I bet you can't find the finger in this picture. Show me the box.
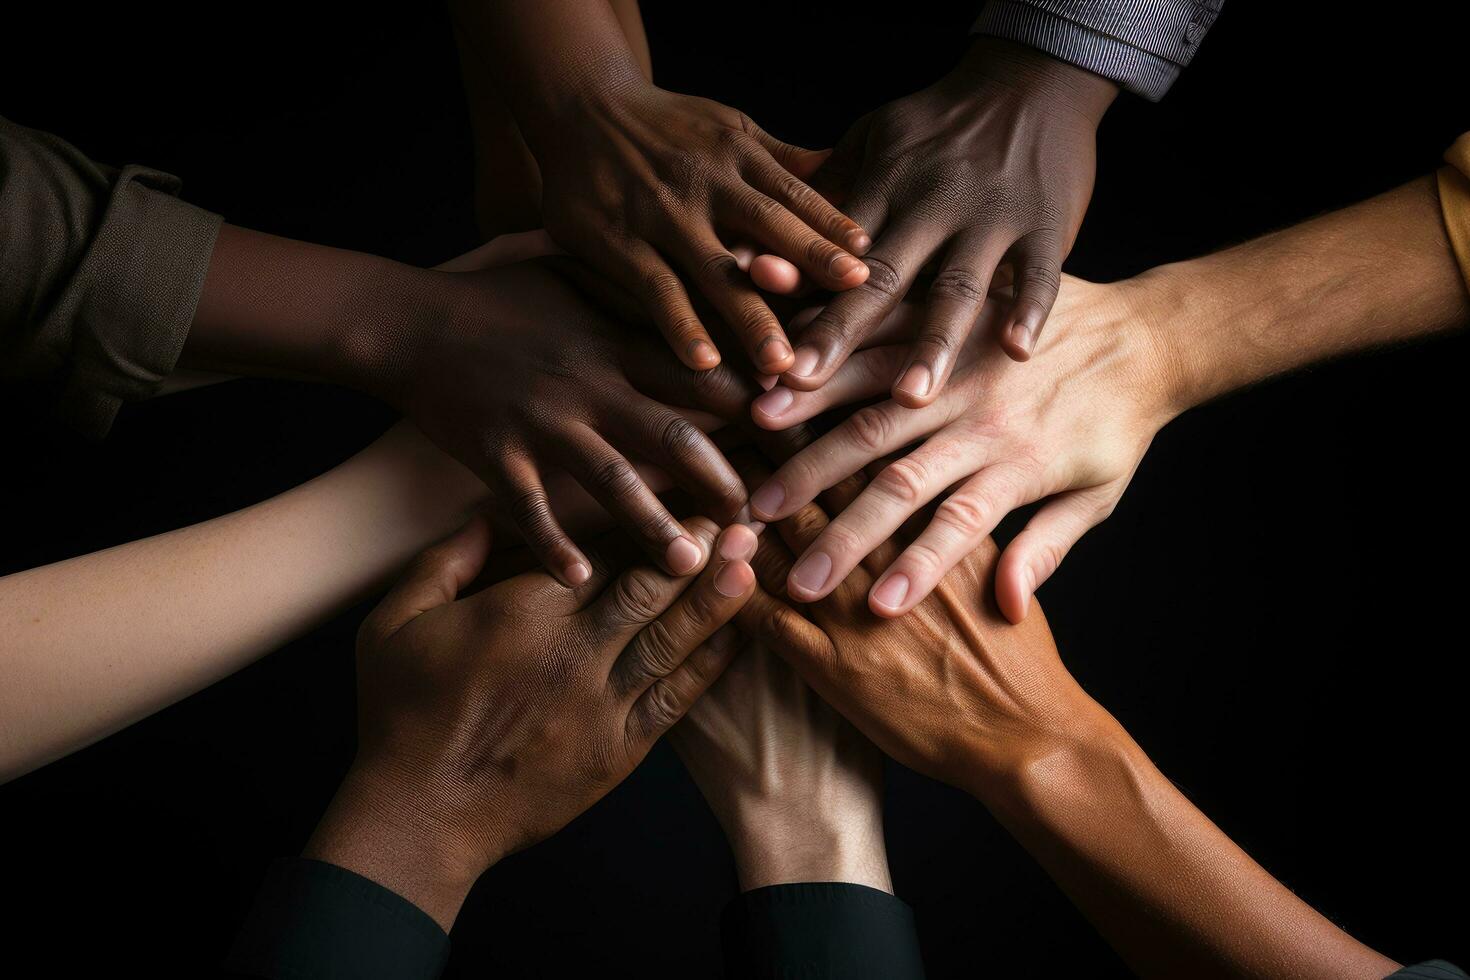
[586,517,722,641]
[676,235,795,374]
[781,222,945,391]
[748,396,945,521]
[999,230,1064,362]
[751,345,907,431]
[749,254,805,295]
[742,150,871,260]
[625,623,744,747]
[866,465,1039,618]
[716,185,867,291]
[783,437,985,602]
[622,338,762,423]
[733,586,836,675]
[359,516,492,645]
[618,399,748,523]
[606,237,722,370]
[610,525,756,699]
[995,487,1117,624]
[892,234,1008,408]
[559,429,707,576]
[500,457,592,587]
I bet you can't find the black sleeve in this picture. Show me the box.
[0,115,221,436]
[1385,963,1470,980]
[721,882,925,979]
[223,858,450,980]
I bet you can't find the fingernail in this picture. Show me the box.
[753,386,795,418]
[790,551,833,596]
[895,363,931,399]
[750,481,786,519]
[847,230,871,254]
[690,340,720,368]
[565,562,591,586]
[718,526,758,562]
[666,536,703,575]
[758,336,793,370]
[871,573,910,610]
[1008,323,1033,357]
[790,346,820,377]
[745,520,767,537]
[830,254,862,279]
[714,560,752,597]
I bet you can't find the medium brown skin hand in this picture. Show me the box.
[453,0,870,374]
[669,638,891,893]
[303,516,758,931]
[774,38,1117,402]
[738,474,1399,980]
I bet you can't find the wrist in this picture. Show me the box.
[725,802,892,894]
[954,36,1118,126]
[302,761,494,932]
[1118,262,1222,418]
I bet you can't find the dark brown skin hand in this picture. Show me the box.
[304,516,758,930]
[530,80,872,374]
[386,257,777,585]
[780,38,1117,405]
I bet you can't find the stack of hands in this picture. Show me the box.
[5,2,1466,977]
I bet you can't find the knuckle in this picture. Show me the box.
[860,255,903,298]
[802,237,840,273]
[902,541,948,579]
[874,457,929,506]
[639,679,685,734]
[588,455,645,500]
[935,493,992,538]
[507,484,559,545]
[697,250,739,283]
[736,186,781,224]
[929,267,987,305]
[846,405,895,453]
[612,568,668,624]
[629,618,682,679]
[1018,262,1062,296]
[652,413,706,462]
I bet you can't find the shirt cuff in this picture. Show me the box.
[972,1,1219,101]
[57,166,221,437]
[721,882,926,979]
[224,858,450,980]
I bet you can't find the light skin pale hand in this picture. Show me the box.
[670,635,892,893]
[305,516,757,931]
[750,175,1469,623]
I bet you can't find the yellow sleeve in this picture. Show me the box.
[1438,133,1470,288]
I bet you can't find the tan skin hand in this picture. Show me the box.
[304,516,757,931]
[670,639,892,893]
[747,275,1173,624]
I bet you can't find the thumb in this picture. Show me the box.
[361,515,494,644]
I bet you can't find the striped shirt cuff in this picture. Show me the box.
[972,1,1221,101]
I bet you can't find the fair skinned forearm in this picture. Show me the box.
[972,707,1397,980]
[0,422,483,782]
[1137,175,1469,415]
[727,802,893,894]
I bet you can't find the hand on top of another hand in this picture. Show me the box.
[746,274,1177,623]
[748,38,1117,404]
[304,516,759,930]
[381,255,812,586]
[733,465,1112,800]
[528,79,873,374]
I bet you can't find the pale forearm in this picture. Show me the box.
[982,714,1397,980]
[726,803,893,894]
[1137,176,1469,414]
[0,422,483,781]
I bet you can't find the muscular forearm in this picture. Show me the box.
[977,711,1397,980]
[1138,176,1470,414]
[0,422,483,782]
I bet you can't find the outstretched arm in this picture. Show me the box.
[740,468,1411,979]
[751,166,1470,624]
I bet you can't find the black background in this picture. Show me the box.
[2,3,1467,976]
